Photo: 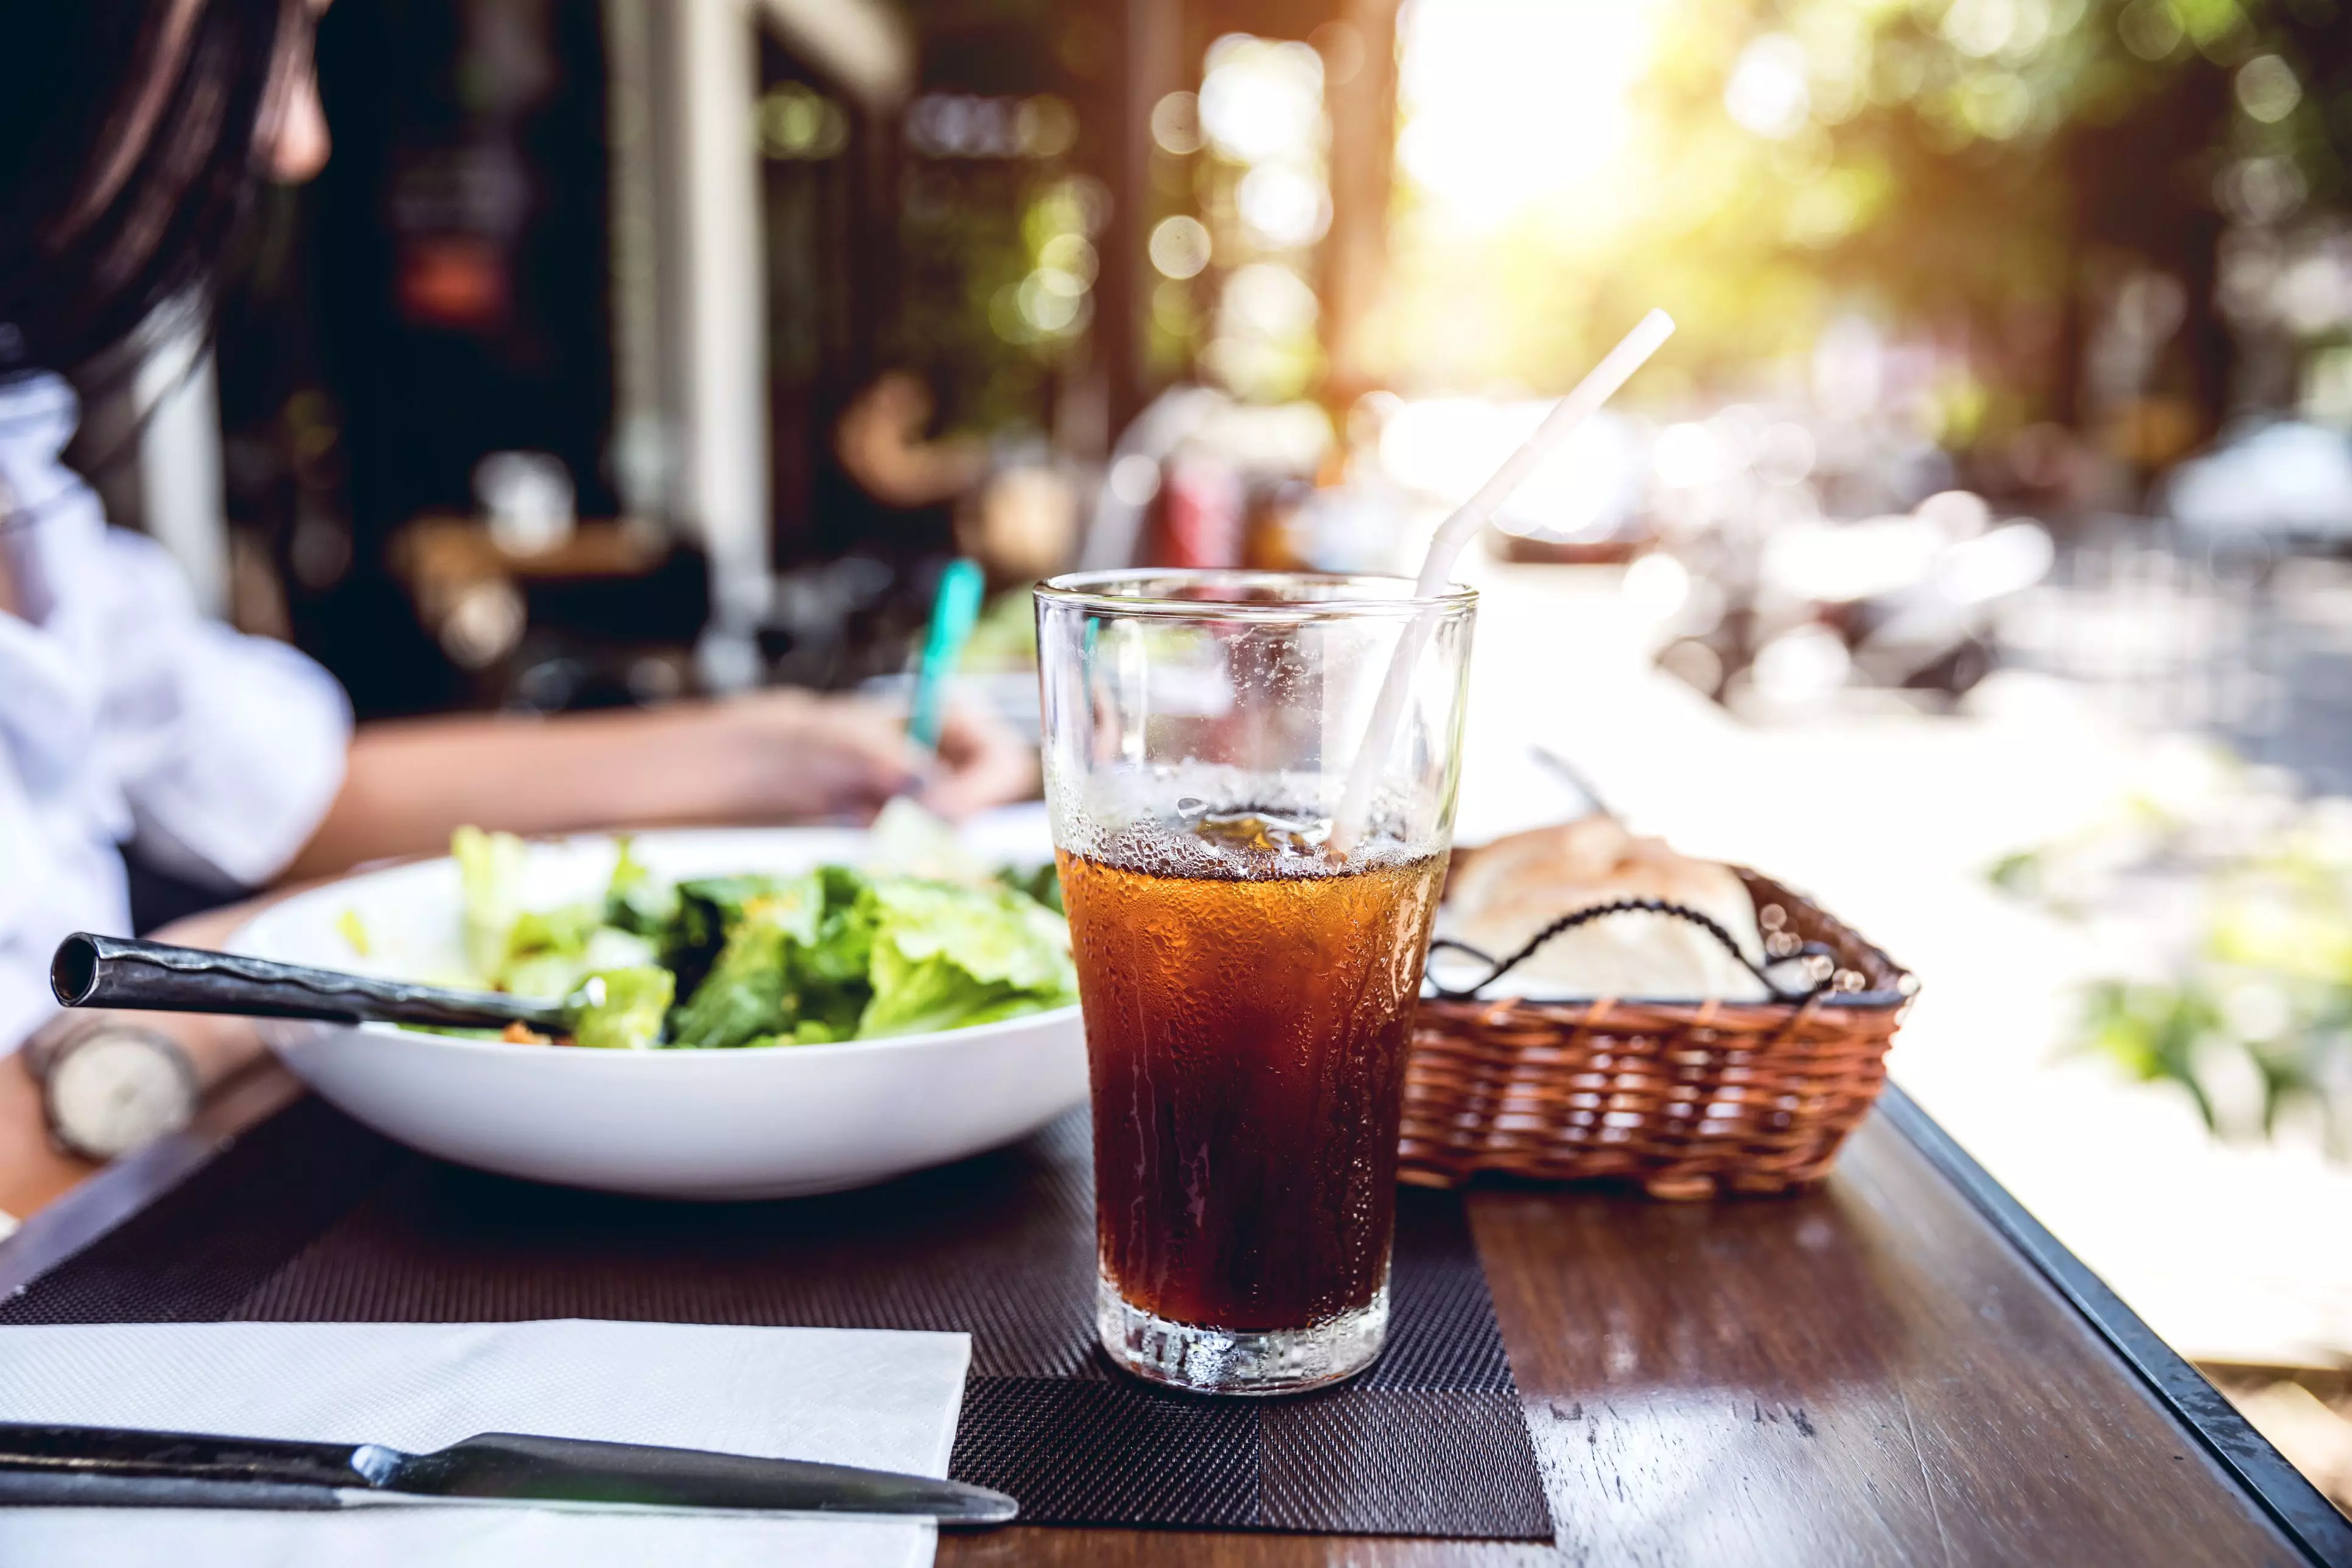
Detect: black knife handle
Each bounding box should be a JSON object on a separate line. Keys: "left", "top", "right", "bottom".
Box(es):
{"left": 0, "top": 1422, "right": 390, "bottom": 1491}
{"left": 48, "top": 933, "right": 567, "bottom": 1033}
{"left": 0, "top": 1470, "right": 341, "bottom": 1510}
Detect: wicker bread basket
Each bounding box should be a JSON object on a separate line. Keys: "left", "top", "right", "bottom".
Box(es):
{"left": 1399, "top": 866, "right": 1915, "bottom": 1199}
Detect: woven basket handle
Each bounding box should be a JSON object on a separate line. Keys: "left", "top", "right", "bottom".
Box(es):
{"left": 1426, "top": 897, "right": 1836, "bottom": 1003}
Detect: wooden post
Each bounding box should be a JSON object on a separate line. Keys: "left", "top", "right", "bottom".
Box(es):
{"left": 1318, "top": 0, "right": 1399, "bottom": 408}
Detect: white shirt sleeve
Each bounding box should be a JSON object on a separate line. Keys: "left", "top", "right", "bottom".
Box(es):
{"left": 0, "top": 747, "right": 134, "bottom": 1059}
{"left": 0, "top": 370, "right": 355, "bottom": 1056}
{"left": 92, "top": 527, "right": 354, "bottom": 890}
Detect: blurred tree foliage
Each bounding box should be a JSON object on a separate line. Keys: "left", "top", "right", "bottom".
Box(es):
{"left": 887, "top": 0, "right": 1113, "bottom": 436}
{"left": 1388, "top": 0, "right": 2352, "bottom": 447}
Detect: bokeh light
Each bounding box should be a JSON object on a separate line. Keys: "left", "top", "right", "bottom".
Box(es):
{"left": 1395, "top": 0, "right": 1653, "bottom": 227}
{"left": 1199, "top": 37, "right": 1325, "bottom": 164}
{"left": 1149, "top": 216, "right": 1213, "bottom": 281}
{"left": 1724, "top": 35, "right": 1811, "bottom": 140}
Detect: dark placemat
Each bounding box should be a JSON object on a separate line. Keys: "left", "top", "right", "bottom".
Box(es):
{"left": 0, "top": 1098, "right": 1552, "bottom": 1540}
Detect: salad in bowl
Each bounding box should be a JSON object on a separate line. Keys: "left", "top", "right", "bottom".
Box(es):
{"left": 433, "top": 817, "right": 1076, "bottom": 1052}
{"left": 234, "top": 808, "right": 1087, "bottom": 1198}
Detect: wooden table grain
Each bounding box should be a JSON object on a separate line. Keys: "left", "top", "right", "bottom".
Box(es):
{"left": 4, "top": 1074, "right": 2343, "bottom": 1566}
{"left": 936, "top": 1091, "right": 2344, "bottom": 1567}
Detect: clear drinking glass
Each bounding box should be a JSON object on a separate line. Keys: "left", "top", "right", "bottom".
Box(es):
{"left": 1035, "top": 570, "right": 1477, "bottom": 1395}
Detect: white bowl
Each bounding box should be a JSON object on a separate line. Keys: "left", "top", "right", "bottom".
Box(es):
{"left": 231, "top": 821, "right": 1087, "bottom": 1200}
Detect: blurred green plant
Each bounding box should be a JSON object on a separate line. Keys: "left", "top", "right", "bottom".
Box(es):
{"left": 1995, "top": 778, "right": 2352, "bottom": 1156}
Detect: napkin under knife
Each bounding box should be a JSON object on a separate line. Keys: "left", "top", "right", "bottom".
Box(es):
{"left": 0, "top": 1423, "right": 1016, "bottom": 1525}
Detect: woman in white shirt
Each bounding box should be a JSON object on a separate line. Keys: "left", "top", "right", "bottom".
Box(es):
{"left": 0, "top": 0, "right": 1031, "bottom": 1203}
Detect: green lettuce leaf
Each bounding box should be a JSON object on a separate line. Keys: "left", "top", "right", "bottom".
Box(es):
{"left": 570, "top": 966, "right": 676, "bottom": 1051}
{"left": 677, "top": 875, "right": 794, "bottom": 919}
{"left": 668, "top": 873, "right": 825, "bottom": 1049}
{"left": 502, "top": 926, "right": 660, "bottom": 1001}
{"left": 452, "top": 826, "right": 528, "bottom": 980}
{"left": 855, "top": 878, "right": 1077, "bottom": 1038}
{"left": 995, "top": 863, "right": 1066, "bottom": 915}
{"left": 663, "top": 874, "right": 791, "bottom": 997}
{"left": 509, "top": 901, "right": 601, "bottom": 960}
{"left": 858, "top": 945, "right": 1008, "bottom": 1038}
{"left": 604, "top": 836, "right": 680, "bottom": 936}
{"left": 788, "top": 867, "right": 877, "bottom": 1036}
{"left": 866, "top": 880, "right": 1074, "bottom": 993}
{"left": 501, "top": 950, "right": 580, "bottom": 1003}
{"left": 746, "top": 876, "right": 827, "bottom": 948}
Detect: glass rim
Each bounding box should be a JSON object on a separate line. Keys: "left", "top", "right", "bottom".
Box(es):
{"left": 1035, "top": 569, "right": 1477, "bottom": 621}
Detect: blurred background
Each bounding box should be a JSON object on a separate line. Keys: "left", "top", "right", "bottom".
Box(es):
{"left": 73, "top": 0, "right": 2352, "bottom": 1507}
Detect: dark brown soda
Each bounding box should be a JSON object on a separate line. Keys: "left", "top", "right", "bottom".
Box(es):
{"left": 1059, "top": 825, "right": 1444, "bottom": 1332}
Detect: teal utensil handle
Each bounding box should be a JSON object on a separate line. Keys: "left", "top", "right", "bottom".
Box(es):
{"left": 911, "top": 558, "right": 986, "bottom": 751}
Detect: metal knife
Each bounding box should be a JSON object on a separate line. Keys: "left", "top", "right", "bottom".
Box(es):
{"left": 0, "top": 1423, "right": 1017, "bottom": 1525}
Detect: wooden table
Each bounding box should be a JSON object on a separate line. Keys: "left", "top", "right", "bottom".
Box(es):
{"left": 4, "top": 1073, "right": 2346, "bottom": 1567}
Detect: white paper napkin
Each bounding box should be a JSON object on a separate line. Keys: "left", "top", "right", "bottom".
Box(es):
{"left": 0, "top": 1320, "right": 972, "bottom": 1568}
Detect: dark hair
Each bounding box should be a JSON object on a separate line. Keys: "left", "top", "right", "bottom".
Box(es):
{"left": 0, "top": 0, "right": 299, "bottom": 376}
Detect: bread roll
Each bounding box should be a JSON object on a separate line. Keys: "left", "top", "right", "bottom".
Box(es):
{"left": 1436, "top": 817, "right": 1768, "bottom": 1001}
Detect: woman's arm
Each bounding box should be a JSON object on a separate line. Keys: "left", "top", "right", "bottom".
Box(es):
{"left": 285, "top": 688, "right": 1035, "bottom": 881}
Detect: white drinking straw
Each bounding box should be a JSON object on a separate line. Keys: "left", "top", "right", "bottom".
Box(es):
{"left": 1328, "top": 309, "right": 1676, "bottom": 853}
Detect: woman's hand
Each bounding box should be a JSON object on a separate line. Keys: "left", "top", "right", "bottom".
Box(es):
{"left": 713, "top": 689, "right": 1036, "bottom": 824}
{"left": 923, "top": 700, "right": 1040, "bottom": 820}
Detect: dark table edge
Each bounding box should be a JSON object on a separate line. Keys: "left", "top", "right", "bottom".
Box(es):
{"left": 0, "top": 1066, "right": 302, "bottom": 1301}
{"left": 4, "top": 1072, "right": 2343, "bottom": 1564}
{"left": 1879, "top": 1081, "right": 2352, "bottom": 1568}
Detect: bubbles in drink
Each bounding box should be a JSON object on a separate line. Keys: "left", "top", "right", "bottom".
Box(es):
{"left": 1087, "top": 797, "right": 1424, "bottom": 891}
{"left": 1190, "top": 807, "right": 1329, "bottom": 858}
